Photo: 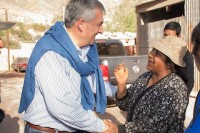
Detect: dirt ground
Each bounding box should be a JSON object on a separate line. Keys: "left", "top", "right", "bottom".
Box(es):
{"left": 0, "top": 70, "right": 197, "bottom": 133}
{"left": 0, "top": 70, "right": 127, "bottom": 133}
{"left": 0, "top": 70, "right": 25, "bottom": 133}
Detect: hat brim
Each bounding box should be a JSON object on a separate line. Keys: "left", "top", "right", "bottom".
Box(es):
{"left": 151, "top": 42, "right": 186, "bottom": 67}
{"left": 0, "top": 22, "right": 16, "bottom": 31}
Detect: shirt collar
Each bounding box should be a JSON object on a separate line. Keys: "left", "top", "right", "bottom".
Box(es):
{"left": 63, "top": 25, "right": 90, "bottom": 57}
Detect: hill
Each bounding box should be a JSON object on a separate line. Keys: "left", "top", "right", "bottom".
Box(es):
{"left": 0, "top": 0, "right": 121, "bottom": 25}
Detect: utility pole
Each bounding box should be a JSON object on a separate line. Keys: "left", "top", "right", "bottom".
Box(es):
{"left": 4, "top": 8, "right": 11, "bottom": 70}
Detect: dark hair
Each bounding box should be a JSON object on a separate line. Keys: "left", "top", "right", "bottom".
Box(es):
{"left": 0, "top": 109, "right": 5, "bottom": 123}
{"left": 165, "top": 56, "right": 176, "bottom": 72}
{"left": 191, "top": 22, "right": 200, "bottom": 61}
{"left": 164, "top": 21, "right": 181, "bottom": 36}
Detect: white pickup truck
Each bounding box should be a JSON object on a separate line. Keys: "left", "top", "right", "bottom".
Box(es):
{"left": 95, "top": 39, "right": 148, "bottom": 107}
{"left": 95, "top": 39, "right": 148, "bottom": 86}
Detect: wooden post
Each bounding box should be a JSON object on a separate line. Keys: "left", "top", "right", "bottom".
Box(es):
{"left": 5, "top": 9, "right": 11, "bottom": 70}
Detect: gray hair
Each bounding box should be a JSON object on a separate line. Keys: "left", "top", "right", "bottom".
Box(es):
{"left": 64, "top": 0, "right": 105, "bottom": 28}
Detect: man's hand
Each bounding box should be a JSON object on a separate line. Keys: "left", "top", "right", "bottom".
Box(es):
{"left": 102, "top": 119, "right": 118, "bottom": 133}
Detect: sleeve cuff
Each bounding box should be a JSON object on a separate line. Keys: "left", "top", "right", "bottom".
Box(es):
{"left": 115, "top": 91, "right": 128, "bottom": 101}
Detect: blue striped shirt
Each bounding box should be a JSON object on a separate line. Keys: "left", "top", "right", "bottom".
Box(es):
{"left": 22, "top": 47, "right": 116, "bottom": 132}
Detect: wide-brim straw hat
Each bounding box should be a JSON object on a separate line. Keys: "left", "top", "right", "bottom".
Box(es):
{"left": 0, "top": 21, "right": 15, "bottom": 31}
{"left": 150, "top": 36, "right": 187, "bottom": 67}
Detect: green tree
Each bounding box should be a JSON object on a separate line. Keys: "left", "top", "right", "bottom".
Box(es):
{"left": 0, "top": 31, "right": 6, "bottom": 37}
{"left": 14, "top": 22, "right": 32, "bottom": 41}
{"left": 31, "top": 23, "right": 47, "bottom": 32}
{"left": 52, "top": 16, "right": 63, "bottom": 24}
{"left": 104, "top": 0, "right": 137, "bottom": 32}
{"left": 9, "top": 40, "right": 20, "bottom": 49}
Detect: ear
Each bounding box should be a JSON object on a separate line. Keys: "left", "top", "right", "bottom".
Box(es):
{"left": 77, "top": 19, "right": 85, "bottom": 32}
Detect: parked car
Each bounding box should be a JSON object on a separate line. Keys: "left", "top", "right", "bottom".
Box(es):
{"left": 95, "top": 39, "right": 148, "bottom": 107}
{"left": 95, "top": 39, "right": 148, "bottom": 85}
{"left": 96, "top": 39, "right": 126, "bottom": 56}
{"left": 11, "top": 57, "right": 29, "bottom": 72}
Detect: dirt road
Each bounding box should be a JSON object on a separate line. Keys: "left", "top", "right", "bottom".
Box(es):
{"left": 0, "top": 70, "right": 196, "bottom": 133}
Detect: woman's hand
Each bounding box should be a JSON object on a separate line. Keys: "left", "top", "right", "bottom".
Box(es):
{"left": 114, "top": 63, "right": 128, "bottom": 85}
{"left": 114, "top": 63, "right": 128, "bottom": 98}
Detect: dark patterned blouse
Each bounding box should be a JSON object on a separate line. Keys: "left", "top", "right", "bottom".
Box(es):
{"left": 116, "top": 72, "right": 189, "bottom": 133}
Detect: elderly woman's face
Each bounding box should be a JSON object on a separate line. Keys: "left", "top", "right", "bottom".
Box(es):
{"left": 147, "top": 48, "right": 169, "bottom": 73}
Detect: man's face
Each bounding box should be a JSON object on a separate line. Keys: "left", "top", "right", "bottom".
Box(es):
{"left": 0, "top": 39, "right": 4, "bottom": 48}
{"left": 164, "top": 29, "right": 177, "bottom": 37}
{"left": 81, "top": 9, "right": 104, "bottom": 45}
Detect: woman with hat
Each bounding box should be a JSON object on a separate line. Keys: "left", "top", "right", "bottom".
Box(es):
{"left": 114, "top": 36, "right": 189, "bottom": 132}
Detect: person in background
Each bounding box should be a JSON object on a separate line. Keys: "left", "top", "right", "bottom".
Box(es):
{"left": 0, "top": 21, "right": 15, "bottom": 123}
{"left": 114, "top": 36, "right": 189, "bottom": 132}
{"left": 0, "top": 39, "right": 5, "bottom": 122}
{"left": 164, "top": 21, "right": 194, "bottom": 94}
{"left": 0, "top": 38, "right": 4, "bottom": 48}
{"left": 18, "top": 0, "right": 118, "bottom": 132}
{"left": 184, "top": 22, "right": 200, "bottom": 133}
{"left": 0, "top": 109, "right": 5, "bottom": 123}
{"left": 0, "top": 37, "right": 4, "bottom": 54}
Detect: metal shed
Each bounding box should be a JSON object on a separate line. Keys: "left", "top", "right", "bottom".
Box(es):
{"left": 135, "top": 0, "right": 200, "bottom": 91}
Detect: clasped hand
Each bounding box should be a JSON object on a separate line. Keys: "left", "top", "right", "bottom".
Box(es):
{"left": 102, "top": 119, "right": 118, "bottom": 133}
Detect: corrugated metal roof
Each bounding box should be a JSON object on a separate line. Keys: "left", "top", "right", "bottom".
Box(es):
{"left": 0, "top": 22, "right": 15, "bottom": 31}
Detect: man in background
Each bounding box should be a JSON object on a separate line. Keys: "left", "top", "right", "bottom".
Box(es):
{"left": 0, "top": 21, "right": 15, "bottom": 123}
{"left": 0, "top": 37, "right": 5, "bottom": 122}
{"left": 164, "top": 21, "right": 194, "bottom": 95}
{"left": 0, "top": 38, "right": 4, "bottom": 48}
{"left": 0, "top": 38, "right": 4, "bottom": 54}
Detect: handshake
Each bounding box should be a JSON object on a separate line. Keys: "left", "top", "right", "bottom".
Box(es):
{"left": 102, "top": 119, "right": 118, "bottom": 133}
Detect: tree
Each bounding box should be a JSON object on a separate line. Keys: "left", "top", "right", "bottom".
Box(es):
{"left": 104, "top": 0, "right": 137, "bottom": 32}
{"left": 31, "top": 23, "right": 47, "bottom": 32}
{"left": 14, "top": 22, "right": 32, "bottom": 41}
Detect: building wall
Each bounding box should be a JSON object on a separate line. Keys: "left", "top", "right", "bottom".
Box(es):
{"left": 135, "top": 0, "right": 200, "bottom": 91}
{"left": 185, "top": 0, "right": 200, "bottom": 91}
{"left": 138, "top": 17, "right": 187, "bottom": 54}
